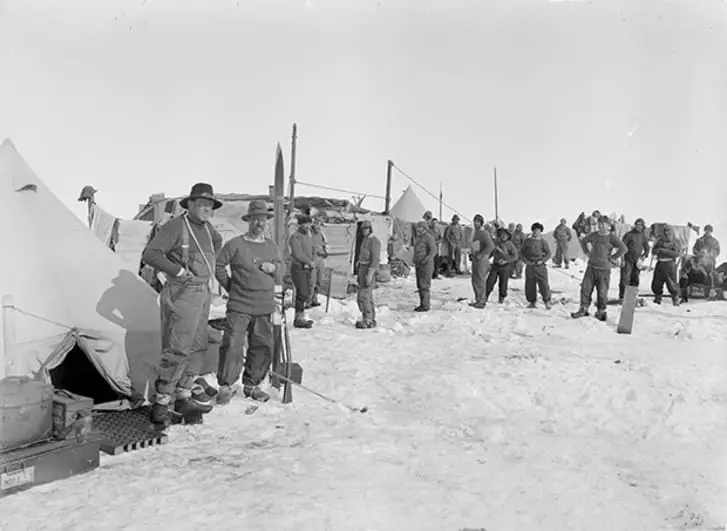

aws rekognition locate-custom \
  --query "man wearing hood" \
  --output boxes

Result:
[651,224,682,305]
[413,220,437,311]
[469,214,496,309]
[618,218,650,303]
[510,224,526,279]
[288,215,315,328]
[484,227,519,304]
[444,214,463,276]
[355,220,381,328]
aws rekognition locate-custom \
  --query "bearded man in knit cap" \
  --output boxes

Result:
[288,214,315,328]
[142,182,224,427]
[355,220,381,328]
[444,214,464,276]
[618,217,650,303]
[214,200,283,404]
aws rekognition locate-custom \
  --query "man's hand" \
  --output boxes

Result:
[176,268,192,278]
[260,262,276,275]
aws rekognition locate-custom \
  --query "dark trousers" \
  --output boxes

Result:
[291,263,311,313]
[448,245,462,274]
[416,261,434,309]
[619,258,642,299]
[525,264,551,303]
[432,254,441,278]
[357,264,376,322]
[579,265,611,311]
[155,279,211,400]
[652,261,679,300]
[485,264,513,300]
[471,257,489,303]
[217,311,274,388]
[554,239,569,266]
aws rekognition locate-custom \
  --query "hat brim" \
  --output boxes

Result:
[242,212,274,221]
[180,195,223,210]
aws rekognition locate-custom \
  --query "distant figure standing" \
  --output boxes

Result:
[520,222,552,309]
[423,211,443,279]
[618,218,650,303]
[651,225,682,306]
[355,220,381,328]
[571,216,627,321]
[484,227,519,304]
[288,215,315,328]
[308,217,328,308]
[413,221,437,312]
[693,224,720,296]
[469,214,495,309]
[552,218,572,269]
[444,214,463,276]
[510,224,526,279]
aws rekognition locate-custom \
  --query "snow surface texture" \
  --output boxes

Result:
[2,263,726,531]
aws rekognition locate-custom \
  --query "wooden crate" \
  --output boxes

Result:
[0,437,100,498]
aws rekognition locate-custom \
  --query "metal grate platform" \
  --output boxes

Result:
[92,407,168,456]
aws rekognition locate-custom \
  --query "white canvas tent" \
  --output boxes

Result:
[0,139,161,401]
[389,185,428,222]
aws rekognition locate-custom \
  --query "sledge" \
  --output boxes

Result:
[617,285,639,334]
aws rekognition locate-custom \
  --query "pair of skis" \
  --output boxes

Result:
[272,143,293,404]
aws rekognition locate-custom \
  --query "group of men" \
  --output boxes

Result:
[141,183,334,428]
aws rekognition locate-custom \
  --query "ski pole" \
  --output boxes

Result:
[269,370,369,414]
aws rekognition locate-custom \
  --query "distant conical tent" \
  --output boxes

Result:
[0,139,161,401]
[389,185,428,222]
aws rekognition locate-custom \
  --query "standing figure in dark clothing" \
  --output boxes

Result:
[141,183,224,427]
[510,224,526,279]
[469,214,496,309]
[520,222,553,309]
[692,224,721,297]
[571,216,627,321]
[618,218,650,302]
[444,214,463,276]
[355,220,381,328]
[423,211,443,279]
[552,218,572,269]
[651,225,682,305]
[288,215,315,328]
[413,221,437,312]
[484,228,519,304]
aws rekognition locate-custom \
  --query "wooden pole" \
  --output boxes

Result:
[1,295,15,380]
[287,123,298,221]
[439,182,443,220]
[384,160,393,214]
[494,167,499,222]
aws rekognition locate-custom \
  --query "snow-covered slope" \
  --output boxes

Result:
[2,265,726,531]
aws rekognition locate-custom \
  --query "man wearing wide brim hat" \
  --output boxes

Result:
[288,214,316,327]
[214,200,282,404]
[142,182,224,427]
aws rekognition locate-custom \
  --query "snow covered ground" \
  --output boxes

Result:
[2,263,726,531]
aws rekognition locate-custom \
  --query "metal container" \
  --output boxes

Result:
[0,377,53,453]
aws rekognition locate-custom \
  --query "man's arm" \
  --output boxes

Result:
[542,239,552,263]
[289,234,314,267]
[214,240,234,293]
[142,221,184,277]
[610,234,628,260]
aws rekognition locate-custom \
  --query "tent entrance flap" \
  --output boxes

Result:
[49,343,124,404]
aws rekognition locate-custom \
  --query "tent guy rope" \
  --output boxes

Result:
[390,162,471,222]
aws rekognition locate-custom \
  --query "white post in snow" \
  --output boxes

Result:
[1,294,15,380]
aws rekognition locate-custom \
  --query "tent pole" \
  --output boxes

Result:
[1,295,15,380]
[439,182,443,220]
[494,167,499,222]
[384,160,393,215]
[287,123,298,221]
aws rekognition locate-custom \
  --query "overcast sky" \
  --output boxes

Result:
[1,0,725,235]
